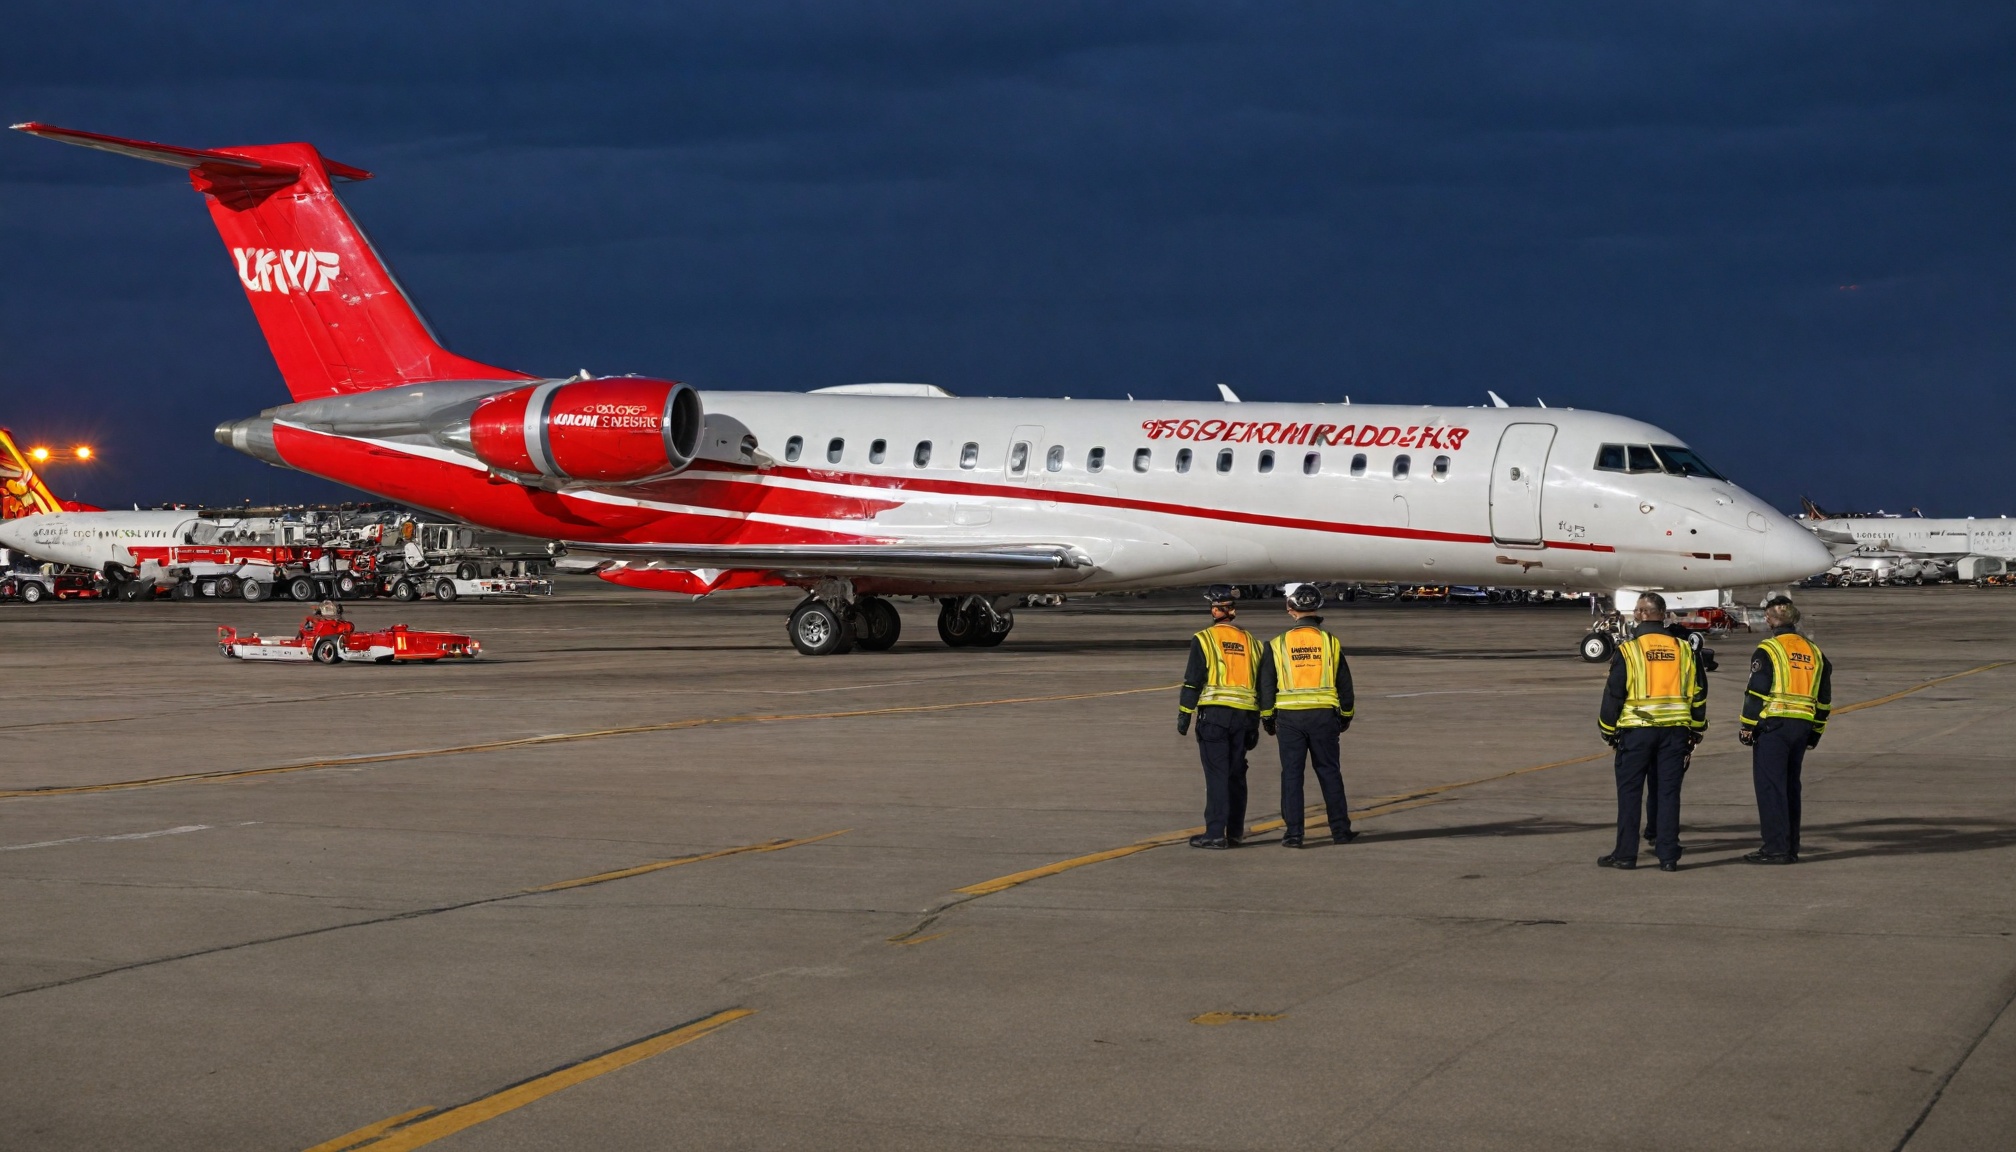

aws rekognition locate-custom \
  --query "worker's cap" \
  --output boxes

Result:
[1204,584,1239,605]
[1285,584,1323,612]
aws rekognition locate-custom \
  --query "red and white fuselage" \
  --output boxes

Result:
[14,121,1831,603]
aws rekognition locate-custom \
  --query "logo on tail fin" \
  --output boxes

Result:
[232,248,340,294]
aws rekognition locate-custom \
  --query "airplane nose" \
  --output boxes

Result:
[1755,513,1833,584]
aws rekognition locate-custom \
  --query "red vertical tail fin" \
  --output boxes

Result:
[14,123,531,402]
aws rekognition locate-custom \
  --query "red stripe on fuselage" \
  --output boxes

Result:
[273,425,888,546]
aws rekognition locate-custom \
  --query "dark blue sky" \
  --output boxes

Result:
[3,3,2011,513]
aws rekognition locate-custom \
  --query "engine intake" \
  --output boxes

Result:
[460,378,703,484]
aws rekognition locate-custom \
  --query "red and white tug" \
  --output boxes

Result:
[218,605,480,665]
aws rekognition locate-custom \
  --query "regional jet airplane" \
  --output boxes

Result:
[13,123,1830,653]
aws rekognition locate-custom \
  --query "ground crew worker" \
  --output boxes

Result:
[1258,584,1357,848]
[1597,592,1707,871]
[1740,599,1832,864]
[1177,585,1261,849]
[1643,622,1716,847]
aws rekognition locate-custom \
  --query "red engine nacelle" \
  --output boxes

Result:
[461,378,704,484]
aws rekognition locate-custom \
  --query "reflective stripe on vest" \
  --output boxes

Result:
[1195,624,1259,710]
[1271,626,1341,711]
[1758,634,1823,721]
[1617,633,1698,728]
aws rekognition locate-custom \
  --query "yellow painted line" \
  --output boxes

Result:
[320,1009,752,1152]
[525,830,849,893]
[951,661,2012,897]
[1830,661,2010,715]
[1191,1011,1286,1025]
[889,930,954,947]
[303,1108,435,1152]
[0,683,1177,800]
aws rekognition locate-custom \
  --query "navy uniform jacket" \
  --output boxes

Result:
[1740,625,1833,731]
[1255,616,1355,719]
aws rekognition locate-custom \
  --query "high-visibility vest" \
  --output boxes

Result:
[1194,623,1259,710]
[1270,626,1343,711]
[1756,634,1824,721]
[1617,632,1700,729]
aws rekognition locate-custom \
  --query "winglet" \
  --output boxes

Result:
[12,122,372,181]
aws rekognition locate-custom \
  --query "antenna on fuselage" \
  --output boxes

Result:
[1536,398,1548,408]
[1487,391,1510,408]
[1216,383,1242,403]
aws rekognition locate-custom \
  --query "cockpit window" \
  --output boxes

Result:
[1626,445,1659,473]
[1595,444,1626,472]
[1650,444,1724,480]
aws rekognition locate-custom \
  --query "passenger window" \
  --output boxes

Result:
[1258,450,1275,474]
[960,442,979,469]
[1009,442,1030,475]
[1133,448,1151,473]
[1046,444,1065,472]
[1595,444,1625,472]
[1433,454,1451,480]
[826,437,844,464]
[1303,452,1320,475]
[1393,454,1411,479]
[785,436,803,463]
[1216,449,1233,473]
[1176,448,1193,473]
[1087,447,1106,473]
[1350,453,1367,477]
[1627,445,1659,473]
[914,441,932,467]
[869,439,887,464]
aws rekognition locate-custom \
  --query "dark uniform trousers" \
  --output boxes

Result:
[1751,718,1812,857]
[1615,728,1690,864]
[1195,706,1254,840]
[1276,709,1350,839]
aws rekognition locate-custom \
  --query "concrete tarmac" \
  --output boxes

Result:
[0,585,2010,1151]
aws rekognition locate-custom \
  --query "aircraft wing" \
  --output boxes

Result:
[560,541,1093,581]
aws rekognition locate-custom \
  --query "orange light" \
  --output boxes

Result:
[28,446,50,462]
[73,446,93,461]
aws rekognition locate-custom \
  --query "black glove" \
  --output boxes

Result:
[1243,726,1260,751]
[1262,717,1277,737]
[1338,714,1351,733]
[1176,714,1190,737]
[1806,731,1822,750]
[1739,728,1755,746]
[1602,731,1619,748]
[1686,731,1702,749]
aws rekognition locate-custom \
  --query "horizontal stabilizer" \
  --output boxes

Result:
[11,122,371,181]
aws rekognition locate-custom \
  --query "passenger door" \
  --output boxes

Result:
[1489,423,1556,545]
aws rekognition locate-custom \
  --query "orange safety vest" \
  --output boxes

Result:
[1617,632,1702,729]
[1268,626,1344,712]
[1194,623,1259,711]
[1756,634,1824,721]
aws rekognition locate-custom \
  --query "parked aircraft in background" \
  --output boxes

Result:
[1799,498,2016,582]
[15,122,1831,653]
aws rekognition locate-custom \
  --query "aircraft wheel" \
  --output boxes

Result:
[853,597,902,651]
[936,599,984,647]
[19,581,45,604]
[1579,631,1616,663]
[391,579,418,602]
[435,578,459,602]
[287,576,317,601]
[241,580,268,602]
[788,599,854,656]
[313,638,343,665]
[972,607,1012,647]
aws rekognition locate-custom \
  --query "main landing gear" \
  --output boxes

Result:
[783,586,1013,656]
